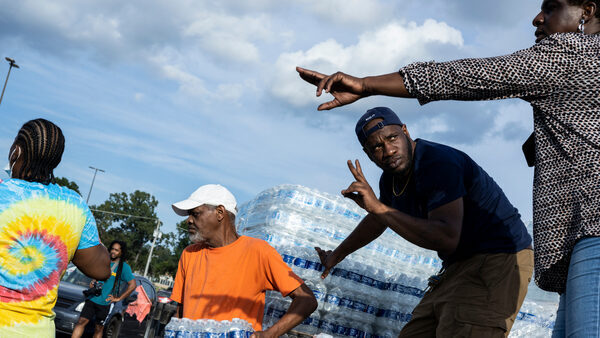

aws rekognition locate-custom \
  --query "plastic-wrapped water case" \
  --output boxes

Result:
[164,317,254,338]
[237,185,558,337]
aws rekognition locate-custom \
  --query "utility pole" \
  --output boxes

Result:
[86,166,105,204]
[144,219,162,277]
[0,57,19,106]
[90,209,161,278]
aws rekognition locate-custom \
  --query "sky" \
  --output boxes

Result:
[0,0,542,238]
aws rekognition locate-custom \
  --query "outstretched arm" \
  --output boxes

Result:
[72,244,111,281]
[252,283,317,338]
[296,67,411,110]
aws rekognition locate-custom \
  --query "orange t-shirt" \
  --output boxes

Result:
[170,236,303,331]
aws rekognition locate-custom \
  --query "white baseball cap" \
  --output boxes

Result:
[172,184,238,216]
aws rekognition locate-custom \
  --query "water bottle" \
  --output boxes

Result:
[164,317,179,338]
[332,314,350,336]
[243,320,254,338]
[204,320,217,338]
[191,320,203,338]
[323,287,343,314]
[214,322,226,338]
[304,279,327,311]
[176,318,192,338]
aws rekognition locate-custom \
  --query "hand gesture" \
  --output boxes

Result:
[296,67,366,110]
[341,160,381,213]
[105,295,119,303]
[315,247,341,279]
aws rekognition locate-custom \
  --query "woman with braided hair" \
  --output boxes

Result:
[298,0,600,336]
[0,118,110,337]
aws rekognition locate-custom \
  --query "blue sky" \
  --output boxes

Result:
[0,0,541,238]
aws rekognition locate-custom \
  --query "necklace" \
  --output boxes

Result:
[392,170,412,197]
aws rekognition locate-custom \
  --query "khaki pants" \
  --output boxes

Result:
[399,248,533,338]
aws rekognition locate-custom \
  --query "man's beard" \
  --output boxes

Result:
[189,232,205,244]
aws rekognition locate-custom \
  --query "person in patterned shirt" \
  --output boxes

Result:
[297,0,600,336]
[0,119,111,337]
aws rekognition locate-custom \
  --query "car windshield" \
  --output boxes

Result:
[61,264,93,287]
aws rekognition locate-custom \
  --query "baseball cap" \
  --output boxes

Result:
[172,184,238,216]
[355,107,403,146]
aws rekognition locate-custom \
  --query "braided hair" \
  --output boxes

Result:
[12,119,65,185]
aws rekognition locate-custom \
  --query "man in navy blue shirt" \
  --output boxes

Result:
[316,107,533,337]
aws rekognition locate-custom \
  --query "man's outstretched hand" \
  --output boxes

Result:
[296,67,367,110]
[341,159,383,214]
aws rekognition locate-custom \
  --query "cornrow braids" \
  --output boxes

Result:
[13,119,65,185]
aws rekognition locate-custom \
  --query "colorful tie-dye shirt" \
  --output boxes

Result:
[0,178,100,337]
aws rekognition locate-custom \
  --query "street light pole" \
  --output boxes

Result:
[0,57,19,106]
[86,166,105,204]
[144,220,162,277]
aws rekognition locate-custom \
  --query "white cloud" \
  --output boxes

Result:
[184,12,274,64]
[272,19,464,107]
[300,0,392,26]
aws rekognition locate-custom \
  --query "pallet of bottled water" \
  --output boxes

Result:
[164,317,254,337]
[237,185,558,337]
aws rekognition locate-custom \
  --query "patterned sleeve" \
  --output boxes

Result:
[77,205,101,250]
[399,34,573,105]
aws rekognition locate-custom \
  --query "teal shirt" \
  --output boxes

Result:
[90,261,134,306]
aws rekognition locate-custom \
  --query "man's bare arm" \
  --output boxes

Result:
[72,244,111,280]
[253,284,317,338]
[106,279,137,303]
[315,213,386,278]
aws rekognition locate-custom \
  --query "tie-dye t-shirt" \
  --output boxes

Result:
[0,178,100,337]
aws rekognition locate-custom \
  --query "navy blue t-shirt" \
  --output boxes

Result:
[379,139,531,266]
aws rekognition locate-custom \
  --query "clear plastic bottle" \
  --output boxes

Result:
[176,318,193,338]
[304,279,327,311]
[164,317,179,338]
[191,320,203,338]
[214,321,226,338]
[204,320,216,338]
[323,286,343,314]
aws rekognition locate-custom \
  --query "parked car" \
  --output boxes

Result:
[156,289,175,305]
[54,264,159,338]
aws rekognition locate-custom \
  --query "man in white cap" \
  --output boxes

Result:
[170,184,317,336]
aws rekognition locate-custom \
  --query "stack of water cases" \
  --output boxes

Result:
[163,317,254,337]
[236,185,558,338]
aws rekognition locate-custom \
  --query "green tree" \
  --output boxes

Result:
[91,190,159,271]
[173,219,190,259]
[53,177,81,195]
[147,220,189,277]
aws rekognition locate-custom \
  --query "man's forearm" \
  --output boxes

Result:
[332,213,387,262]
[370,200,461,255]
[363,72,411,98]
[118,281,137,301]
[266,285,317,336]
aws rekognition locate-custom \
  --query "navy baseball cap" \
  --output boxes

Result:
[355,107,404,146]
